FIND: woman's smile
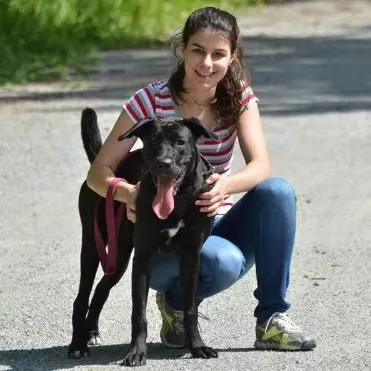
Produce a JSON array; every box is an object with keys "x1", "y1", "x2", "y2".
[{"x1": 195, "y1": 70, "x2": 215, "y2": 78}]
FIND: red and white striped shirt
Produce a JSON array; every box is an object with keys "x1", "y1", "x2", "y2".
[{"x1": 123, "y1": 79, "x2": 258, "y2": 214}]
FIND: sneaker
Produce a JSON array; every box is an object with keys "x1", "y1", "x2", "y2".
[
  {"x1": 254, "y1": 312, "x2": 316, "y2": 351},
  {"x1": 156, "y1": 292, "x2": 186, "y2": 349}
]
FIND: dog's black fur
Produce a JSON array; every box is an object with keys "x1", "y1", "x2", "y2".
[{"x1": 68, "y1": 108, "x2": 219, "y2": 366}]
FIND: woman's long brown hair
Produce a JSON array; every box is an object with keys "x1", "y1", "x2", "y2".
[{"x1": 169, "y1": 7, "x2": 251, "y2": 127}]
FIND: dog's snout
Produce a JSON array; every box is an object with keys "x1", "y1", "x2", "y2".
[{"x1": 156, "y1": 157, "x2": 172, "y2": 171}]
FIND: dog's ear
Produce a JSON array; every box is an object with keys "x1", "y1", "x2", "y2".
[
  {"x1": 182, "y1": 117, "x2": 219, "y2": 142},
  {"x1": 118, "y1": 117, "x2": 157, "y2": 141}
]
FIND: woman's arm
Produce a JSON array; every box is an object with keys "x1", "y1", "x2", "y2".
[
  {"x1": 196, "y1": 101, "x2": 271, "y2": 216},
  {"x1": 86, "y1": 110, "x2": 138, "y2": 204},
  {"x1": 224, "y1": 101, "x2": 271, "y2": 195}
]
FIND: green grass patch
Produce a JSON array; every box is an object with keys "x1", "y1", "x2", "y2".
[{"x1": 0, "y1": 0, "x2": 265, "y2": 85}]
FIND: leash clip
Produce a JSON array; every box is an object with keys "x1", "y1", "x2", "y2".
[
  {"x1": 200, "y1": 154, "x2": 214, "y2": 180},
  {"x1": 203, "y1": 166, "x2": 214, "y2": 180}
]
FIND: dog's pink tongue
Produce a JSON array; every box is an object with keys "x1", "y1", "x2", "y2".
[{"x1": 152, "y1": 176, "x2": 175, "y2": 220}]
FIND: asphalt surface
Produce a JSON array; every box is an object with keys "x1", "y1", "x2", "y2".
[{"x1": 0, "y1": 1, "x2": 370, "y2": 370}]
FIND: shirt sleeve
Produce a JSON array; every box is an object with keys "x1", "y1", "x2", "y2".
[
  {"x1": 240, "y1": 80, "x2": 259, "y2": 108},
  {"x1": 123, "y1": 82, "x2": 156, "y2": 124}
]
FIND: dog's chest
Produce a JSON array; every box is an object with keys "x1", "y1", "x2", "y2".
[{"x1": 159, "y1": 220, "x2": 185, "y2": 249}]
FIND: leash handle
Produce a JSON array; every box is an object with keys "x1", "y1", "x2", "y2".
[
  {"x1": 94, "y1": 177, "x2": 127, "y2": 275},
  {"x1": 105, "y1": 177, "x2": 127, "y2": 274}
]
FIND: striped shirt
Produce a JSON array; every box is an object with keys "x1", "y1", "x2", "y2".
[{"x1": 123, "y1": 79, "x2": 258, "y2": 214}]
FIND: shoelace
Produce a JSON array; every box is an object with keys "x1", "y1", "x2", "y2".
[
  {"x1": 172, "y1": 311, "x2": 210, "y2": 334},
  {"x1": 264, "y1": 312, "x2": 300, "y2": 334}
]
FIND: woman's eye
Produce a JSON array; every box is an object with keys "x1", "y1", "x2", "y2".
[{"x1": 192, "y1": 48, "x2": 203, "y2": 54}]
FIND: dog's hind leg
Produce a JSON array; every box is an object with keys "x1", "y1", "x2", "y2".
[
  {"x1": 68, "y1": 228, "x2": 100, "y2": 358},
  {"x1": 86, "y1": 220, "x2": 134, "y2": 347}
]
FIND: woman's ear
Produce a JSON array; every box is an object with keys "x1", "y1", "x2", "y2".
[
  {"x1": 229, "y1": 53, "x2": 236, "y2": 66},
  {"x1": 174, "y1": 41, "x2": 185, "y2": 61}
]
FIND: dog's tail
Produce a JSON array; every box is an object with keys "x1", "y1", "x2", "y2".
[{"x1": 81, "y1": 108, "x2": 102, "y2": 164}]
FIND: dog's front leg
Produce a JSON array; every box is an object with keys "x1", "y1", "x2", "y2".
[
  {"x1": 122, "y1": 250, "x2": 151, "y2": 367},
  {"x1": 180, "y1": 240, "x2": 218, "y2": 359}
]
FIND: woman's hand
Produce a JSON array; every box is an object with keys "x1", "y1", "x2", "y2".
[
  {"x1": 196, "y1": 173, "x2": 229, "y2": 217},
  {"x1": 126, "y1": 182, "x2": 140, "y2": 223}
]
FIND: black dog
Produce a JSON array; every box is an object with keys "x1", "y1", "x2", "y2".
[{"x1": 69, "y1": 108, "x2": 219, "y2": 366}]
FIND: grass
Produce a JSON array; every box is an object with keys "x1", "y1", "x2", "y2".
[{"x1": 0, "y1": 0, "x2": 265, "y2": 85}]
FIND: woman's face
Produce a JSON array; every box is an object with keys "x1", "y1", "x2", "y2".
[{"x1": 182, "y1": 28, "x2": 234, "y2": 90}]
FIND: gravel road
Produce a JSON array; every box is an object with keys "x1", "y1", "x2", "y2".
[{"x1": 0, "y1": 1, "x2": 370, "y2": 370}]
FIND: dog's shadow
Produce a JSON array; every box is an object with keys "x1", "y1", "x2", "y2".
[{"x1": 0, "y1": 343, "x2": 257, "y2": 370}]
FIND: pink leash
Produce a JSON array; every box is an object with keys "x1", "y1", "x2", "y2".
[{"x1": 94, "y1": 178, "x2": 127, "y2": 275}]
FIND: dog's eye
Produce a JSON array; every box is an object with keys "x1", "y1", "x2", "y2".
[{"x1": 177, "y1": 139, "x2": 185, "y2": 146}]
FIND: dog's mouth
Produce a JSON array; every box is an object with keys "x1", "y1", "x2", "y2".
[{"x1": 152, "y1": 172, "x2": 184, "y2": 220}]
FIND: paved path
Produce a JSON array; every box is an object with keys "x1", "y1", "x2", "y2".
[{"x1": 1, "y1": 1, "x2": 370, "y2": 370}]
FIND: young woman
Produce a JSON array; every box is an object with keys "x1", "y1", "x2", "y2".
[{"x1": 86, "y1": 7, "x2": 316, "y2": 351}]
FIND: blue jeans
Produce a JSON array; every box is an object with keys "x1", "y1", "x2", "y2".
[{"x1": 149, "y1": 177, "x2": 297, "y2": 323}]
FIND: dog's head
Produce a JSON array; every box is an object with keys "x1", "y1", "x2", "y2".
[{"x1": 118, "y1": 117, "x2": 218, "y2": 220}]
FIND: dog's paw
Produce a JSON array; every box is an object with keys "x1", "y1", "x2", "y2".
[
  {"x1": 87, "y1": 330, "x2": 102, "y2": 346},
  {"x1": 190, "y1": 345, "x2": 218, "y2": 359},
  {"x1": 121, "y1": 353, "x2": 147, "y2": 367},
  {"x1": 121, "y1": 344, "x2": 147, "y2": 367},
  {"x1": 68, "y1": 343, "x2": 90, "y2": 359}
]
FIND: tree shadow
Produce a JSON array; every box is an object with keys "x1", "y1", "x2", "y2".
[
  {"x1": 245, "y1": 34, "x2": 371, "y2": 115},
  {"x1": 1, "y1": 34, "x2": 371, "y2": 116}
]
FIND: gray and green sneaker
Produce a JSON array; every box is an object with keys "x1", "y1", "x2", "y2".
[
  {"x1": 156, "y1": 291, "x2": 186, "y2": 349},
  {"x1": 254, "y1": 312, "x2": 316, "y2": 351}
]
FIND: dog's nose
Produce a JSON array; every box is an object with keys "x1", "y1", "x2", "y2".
[{"x1": 155, "y1": 157, "x2": 172, "y2": 171}]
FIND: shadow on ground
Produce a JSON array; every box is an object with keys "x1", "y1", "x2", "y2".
[
  {"x1": 0, "y1": 343, "x2": 258, "y2": 370},
  {"x1": 1, "y1": 34, "x2": 370, "y2": 116}
]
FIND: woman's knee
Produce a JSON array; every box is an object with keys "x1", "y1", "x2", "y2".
[
  {"x1": 201, "y1": 236, "x2": 247, "y2": 288},
  {"x1": 253, "y1": 177, "x2": 296, "y2": 206}
]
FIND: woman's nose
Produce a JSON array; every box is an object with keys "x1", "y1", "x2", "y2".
[{"x1": 201, "y1": 54, "x2": 213, "y2": 68}]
